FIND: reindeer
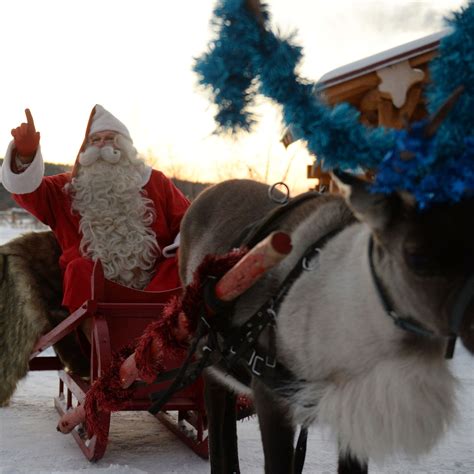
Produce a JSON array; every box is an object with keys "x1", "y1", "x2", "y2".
[
  {"x1": 187, "y1": 9, "x2": 473, "y2": 465},
  {"x1": 0, "y1": 231, "x2": 90, "y2": 406},
  {"x1": 177, "y1": 173, "x2": 474, "y2": 473}
]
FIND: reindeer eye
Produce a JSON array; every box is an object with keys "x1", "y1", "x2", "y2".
[
  {"x1": 404, "y1": 248, "x2": 436, "y2": 276},
  {"x1": 406, "y1": 252, "x2": 430, "y2": 267}
]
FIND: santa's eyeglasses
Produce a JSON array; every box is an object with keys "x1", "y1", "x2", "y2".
[{"x1": 88, "y1": 131, "x2": 118, "y2": 147}]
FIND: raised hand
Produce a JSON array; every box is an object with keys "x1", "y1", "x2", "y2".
[{"x1": 11, "y1": 109, "x2": 40, "y2": 158}]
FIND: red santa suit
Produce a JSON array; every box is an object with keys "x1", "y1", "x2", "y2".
[{"x1": 1, "y1": 106, "x2": 190, "y2": 312}]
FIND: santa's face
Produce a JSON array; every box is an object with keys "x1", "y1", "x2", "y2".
[{"x1": 78, "y1": 131, "x2": 123, "y2": 167}]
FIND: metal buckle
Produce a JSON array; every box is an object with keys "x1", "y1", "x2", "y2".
[
  {"x1": 266, "y1": 308, "x2": 277, "y2": 321},
  {"x1": 251, "y1": 355, "x2": 264, "y2": 376},
  {"x1": 265, "y1": 356, "x2": 276, "y2": 368},
  {"x1": 302, "y1": 248, "x2": 321, "y2": 271},
  {"x1": 247, "y1": 350, "x2": 256, "y2": 366},
  {"x1": 389, "y1": 310, "x2": 399, "y2": 320}
]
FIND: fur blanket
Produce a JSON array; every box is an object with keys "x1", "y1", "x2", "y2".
[{"x1": 0, "y1": 231, "x2": 89, "y2": 406}]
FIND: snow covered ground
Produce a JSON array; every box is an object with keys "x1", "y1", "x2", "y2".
[{"x1": 0, "y1": 225, "x2": 473, "y2": 474}]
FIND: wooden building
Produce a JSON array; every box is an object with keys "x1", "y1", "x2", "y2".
[{"x1": 283, "y1": 29, "x2": 450, "y2": 191}]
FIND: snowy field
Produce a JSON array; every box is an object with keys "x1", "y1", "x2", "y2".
[{"x1": 0, "y1": 225, "x2": 473, "y2": 474}]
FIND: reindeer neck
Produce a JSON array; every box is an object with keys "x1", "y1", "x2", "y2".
[{"x1": 276, "y1": 222, "x2": 448, "y2": 380}]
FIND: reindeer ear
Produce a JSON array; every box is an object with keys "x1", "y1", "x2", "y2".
[{"x1": 331, "y1": 169, "x2": 394, "y2": 231}]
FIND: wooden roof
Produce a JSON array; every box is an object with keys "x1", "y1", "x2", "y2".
[
  {"x1": 297, "y1": 29, "x2": 451, "y2": 188},
  {"x1": 317, "y1": 29, "x2": 450, "y2": 128}
]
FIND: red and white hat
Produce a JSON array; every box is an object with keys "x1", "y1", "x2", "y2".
[
  {"x1": 72, "y1": 105, "x2": 131, "y2": 176},
  {"x1": 89, "y1": 105, "x2": 131, "y2": 140}
]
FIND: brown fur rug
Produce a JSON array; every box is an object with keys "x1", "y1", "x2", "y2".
[{"x1": 0, "y1": 231, "x2": 89, "y2": 406}]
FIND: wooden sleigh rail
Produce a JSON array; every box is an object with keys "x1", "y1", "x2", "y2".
[{"x1": 29, "y1": 260, "x2": 201, "y2": 461}]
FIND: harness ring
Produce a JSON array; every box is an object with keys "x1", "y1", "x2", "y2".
[{"x1": 268, "y1": 182, "x2": 290, "y2": 204}]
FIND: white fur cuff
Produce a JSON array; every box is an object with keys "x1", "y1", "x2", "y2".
[{"x1": 1, "y1": 142, "x2": 44, "y2": 194}]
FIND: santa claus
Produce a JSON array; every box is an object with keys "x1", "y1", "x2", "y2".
[{"x1": 1, "y1": 105, "x2": 190, "y2": 314}]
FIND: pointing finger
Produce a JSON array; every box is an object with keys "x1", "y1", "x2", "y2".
[{"x1": 25, "y1": 108, "x2": 36, "y2": 132}]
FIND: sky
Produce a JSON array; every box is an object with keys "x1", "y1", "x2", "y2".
[{"x1": 0, "y1": 0, "x2": 468, "y2": 192}]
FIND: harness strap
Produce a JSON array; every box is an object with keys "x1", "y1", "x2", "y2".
[
  {"x1": 368, "y1": 236, "x2": 436, "y2": 338},
  {"x1": 215, "y1": 226, "x2": 343, "y2": 393},
  {"x1": 368, "y1": 236, "x2": 462, "y2": 359},
  {"x1": 235, "y1": 190, "x2": 322, "y2": 249},
  {"x1": 148, "y1": 318, "x2": 212, "y2": 415}
]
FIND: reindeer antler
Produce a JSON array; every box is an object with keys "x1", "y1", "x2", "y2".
[{"x1": 424, "y1": 85, "x2": 465, "y2": 138}]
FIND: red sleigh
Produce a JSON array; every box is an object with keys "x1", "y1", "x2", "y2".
[
  {"x1": 28, "y1": 260, "x2": 208, "y2": 461},
  {"x1": 25, "y1": 231, "x2": 289, "y2": 462}
]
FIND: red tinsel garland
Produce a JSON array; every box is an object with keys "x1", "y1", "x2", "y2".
[
  {"x1": 84, "y1": 345, "x2": 135, "y2": 441},
  {"x1": 83, "y1": 247, "x2": 247, "y2": 442},
  {"x1": 133, "y1": 296, "x2": 189, "y2": 383}
]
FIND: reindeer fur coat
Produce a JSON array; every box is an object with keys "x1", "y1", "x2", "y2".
[{"x1": 0, "y1": 231, "x2": 88, "y2": 406}]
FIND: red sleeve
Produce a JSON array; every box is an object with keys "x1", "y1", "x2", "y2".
[
  {"x1": 155, "y1": 171, "x2": 190, "y2": 237},
  {"x1": 12, "y1": 174, "x2": 69, "y2": 228}
]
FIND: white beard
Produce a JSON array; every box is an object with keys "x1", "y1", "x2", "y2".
[{"x1": 66, "y1": 139, "x2": 159, "y2": 289}]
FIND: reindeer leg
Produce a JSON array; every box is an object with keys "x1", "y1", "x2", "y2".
[
  {"x1": 253, "y1": 381, "x2": 295, "y2": 474},
  {"x1": 204, "y1": 372, "x2": 240, "y2": 474},
  {"x1": 337, "y1": 451, "x2": 368, "y2": 474},
  {"x1": 222, "y1": 389, "x2": 240, "y2": 473}
]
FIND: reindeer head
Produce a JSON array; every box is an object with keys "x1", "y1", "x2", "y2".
[
  {"x1": 332, "y1": 85, "x2": 474, "y2": 352},
  {"x1": 333, "y1": 167, "x2": 474, "y2": 354}
]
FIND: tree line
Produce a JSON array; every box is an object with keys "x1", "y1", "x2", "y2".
[{"x1": 0, "y1": 159, "x2": 208, "y2": 210}]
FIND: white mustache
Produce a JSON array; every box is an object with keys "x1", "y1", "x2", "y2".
[{"x1": 79, "y1": 145, "x2": 122, "y2": 166}]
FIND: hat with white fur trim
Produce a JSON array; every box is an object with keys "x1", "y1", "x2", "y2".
[
  {"x1": 72, "y1": 104, "x2": 132, "y2": 177},
  {"x1": 89, "y1": 105, "x2": 132, "y2": 142}
]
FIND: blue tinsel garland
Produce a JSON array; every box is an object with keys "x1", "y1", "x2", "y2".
[
  {"x1": 371, "y1": 1, "x2": 474, "y2": 208},
  {"x1": 194, "y1": 0, "x2": 474, "y2": 208},
  {"x1": 371, "y1": 123, "x2": 474, "y2": 208}
]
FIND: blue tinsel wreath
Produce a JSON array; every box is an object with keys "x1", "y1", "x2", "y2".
[{"x1": 194, "y1": 0, "x2": 474, "y2": 208}]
